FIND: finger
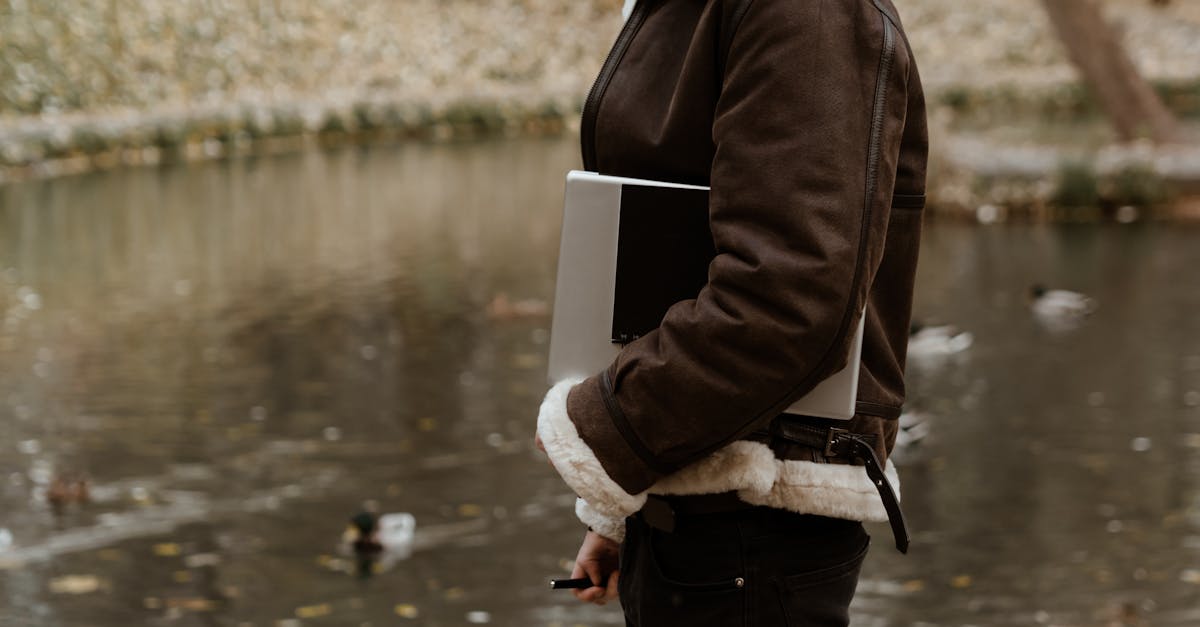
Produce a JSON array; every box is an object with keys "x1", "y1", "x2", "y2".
[
  {"x1": 570, "y1": 563, "x2": 589, "y2": 602},
  {"x1": 604, "y1": 569, "x2": 620, "y2": 602}
]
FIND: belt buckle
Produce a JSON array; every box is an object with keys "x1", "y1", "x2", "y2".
[{"x1": 824, "y1": 427, "x2": 850, "y2": 458}]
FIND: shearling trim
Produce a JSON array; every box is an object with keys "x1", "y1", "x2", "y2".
[
  {"x1": 651, "y1": 440, "x2": 777, "y2": 496},
  {"x1": 645, "y1": 440, "x2": 900, "y2": 523},
  {"x1": 576, "y1": 498, "x2": 626, "y2": 543},
  {"x1": 739, "y1": 458, "x2": 901, "y2": 522},
  {"x1": 537, "y1": 378, "x2": 647, "y2": 519}
]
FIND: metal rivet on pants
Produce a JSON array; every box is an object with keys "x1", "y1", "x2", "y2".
[{"x1": 735, "y1": 577, "x2": 745, "y2": 588}]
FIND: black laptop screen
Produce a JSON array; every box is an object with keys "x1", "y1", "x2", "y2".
[{"x1": 611, "y1": 184, "x2": 715, "y2": 344}]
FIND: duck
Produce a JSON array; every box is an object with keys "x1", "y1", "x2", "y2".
[
  {"x1": 1029, "y1": 285, "x2": 1096, "y2": 322},
  {"x1": 894, "y1": 409, "x2": 932, "y2": 449},
  {"x1": 46, "y1": 474, "x2": 90, "y2": 514},
  {"x1": 341, "y1": 501, "x2": 415, "y2": 577},
  {"x1": 907, "y1": 323, "x2": 973, "y2": 359}
]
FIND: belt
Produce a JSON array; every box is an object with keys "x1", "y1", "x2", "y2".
[
  {"x1": 633, "y1": 420, "x2": 910, "y2": 554},
  {"x1": 769, "y1": 417, "x2": 910, "y2": 554},
  {"x1": 639, "y1": 492, "x2": 752, "y2": 534}
]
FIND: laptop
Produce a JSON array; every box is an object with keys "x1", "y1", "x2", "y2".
[{"x1": 547, "y1": 170, "x2": 864, "y2": 420}]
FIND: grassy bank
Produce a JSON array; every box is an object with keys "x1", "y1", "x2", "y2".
[{"x1": 2, "y1": 0, "x2": 1200, "y2": 219}]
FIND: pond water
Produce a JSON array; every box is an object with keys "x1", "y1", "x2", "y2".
[{"x1": 0, "y1": 136, "x2": 1198, "y2": 626}]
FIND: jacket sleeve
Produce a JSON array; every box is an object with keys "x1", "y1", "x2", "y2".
[{"x1": 538, "y1": 0, "x2": 909, "y2": 517}]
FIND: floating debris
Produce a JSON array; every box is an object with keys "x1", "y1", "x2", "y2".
[
  {"x1": 950, "y1": 574, "x2": 973, "y2": 589},
  {"x1": 1130, "y1": 437, "x2": 1153, "y2": 452},
  {"x1": 466, "y1": 610, "x2": 492, "y2": 624},
  {"x1": 48, "y1": 574, "x2": 103, "y2": 594},
  {"x1": 395, "y1": 604, "x2": 420, "y2": 619},
  {"x1": 295, "y1": 603, "x2": 332, "y2": 619},
  {"x1": 153, "y1": 543, "x2": 182, "y2": 557}
]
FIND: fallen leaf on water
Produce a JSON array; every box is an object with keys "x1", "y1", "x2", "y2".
[
  {"x1": 950, "y1": 575, "x2": 972, "y2": 589},
  {"x1": 902, "y1": 579, "x2": 925, "y2": 592},
  {"x1": 173, "y1": 570, "x2": 192, "y2": 583},
  {"x1": 418, "y1": 417, "x2": 437, "y2": 432},
  {"x1": 165, "y1": 598, "x2": 218, "y2": 611},
  {"x1": 394, "y1": 604, "x2": 420, "y2": 619},
  {"x1": 184, "y1": 553, "x2": 221, "y2": 568},
  {"x1": 295, "y1": 603, "x2": 332, "y2": 618},
  {"x1": 457, "y1": 504, "x2": 483, "y2": 517},
  {"x1": 444, "y1": 587, "x2": 465, "y2": 601},
  {"x1": 153, "y1": 543, "x2": 181, "y2": 557},
  {"x1": 49, "y1": 575, "x2": 103, "y2": 594}
]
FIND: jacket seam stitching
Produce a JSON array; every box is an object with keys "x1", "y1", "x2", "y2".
[{"x1": 600, "y1": 367, "x2": 675, "y2": 475}]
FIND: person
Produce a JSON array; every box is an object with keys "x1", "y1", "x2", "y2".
[{"x1": 536, "y1": 0, "x2": 927, "y2": 624}]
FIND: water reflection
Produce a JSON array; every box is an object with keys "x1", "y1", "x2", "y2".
[{"x1": 0, "y1": 137, "x2": 1198, "y2": 625}]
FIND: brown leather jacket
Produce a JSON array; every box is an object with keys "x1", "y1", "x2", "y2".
[{"x1": 538, "y1": 0, "x2": 927, "y2": 543}]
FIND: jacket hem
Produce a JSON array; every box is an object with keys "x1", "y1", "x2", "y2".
[
  {"x1": 543, "y1": 384, "x2": 902, "y2": 532},
  {"x1": 576, "y1": 498, "x2": 626, "y2": 543}
]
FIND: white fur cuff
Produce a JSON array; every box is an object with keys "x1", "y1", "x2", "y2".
[
  {"x1": 576, "y1": 498, "x2": 627, "y2": 543},
  {"x1": 537, "y1": 378, "x2": 647, "y2": 519}
]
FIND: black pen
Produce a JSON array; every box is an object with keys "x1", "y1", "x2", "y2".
[{"x1": 549, "y1": 577, "x2": 606, "y2": 590}]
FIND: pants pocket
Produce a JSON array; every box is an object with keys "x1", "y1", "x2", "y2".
[
  {"x1": 623, "y1": 523, "x2": 746, "y2": 627},
  {"x1": 776, "y1": 537, "x2": 869, "y2": 627}
]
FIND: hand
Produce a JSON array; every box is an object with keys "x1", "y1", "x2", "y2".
[
  {"x1": 570, "y1": 530, "x2": 621, "y2": 605},
  {"x1": 535, "y1": 434, "x2": 557, "y2": 470}
]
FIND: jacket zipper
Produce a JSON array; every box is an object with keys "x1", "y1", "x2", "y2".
[
  {"x1": 581, "y1": 0, "x2": 650, "y2": 171},
  {"x1": 864, "y1": 20, "x2": 897, "y2": 213}
]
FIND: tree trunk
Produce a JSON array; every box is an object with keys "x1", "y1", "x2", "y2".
[{"x1": 1042, "y1": 0, "x2": 1179, "y2": 143}]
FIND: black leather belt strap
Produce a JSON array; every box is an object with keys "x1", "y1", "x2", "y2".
[
  {"x1": 770, "y1": 418, "x2": 910, "y2": 554},
  {"x1": 641, "y1": 492, "x2": 753, "y2": 533}
]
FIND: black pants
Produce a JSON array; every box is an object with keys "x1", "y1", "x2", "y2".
[{"x1": 619, "y1": 506, "x2": 869, "y2": 627}]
